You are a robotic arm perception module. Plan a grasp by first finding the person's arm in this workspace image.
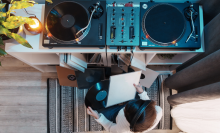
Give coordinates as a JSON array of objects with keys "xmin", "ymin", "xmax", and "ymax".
[
  {"xmin": 87, "ymin": 107, "xmax": 124, "ymax": 133},
  {"xmin": 134, "ymin": 83, "xmax": 150, "ymax": 100},
  {"xmin": 95, "ymin": 113, "xmax": 123, "ymax": 132}
]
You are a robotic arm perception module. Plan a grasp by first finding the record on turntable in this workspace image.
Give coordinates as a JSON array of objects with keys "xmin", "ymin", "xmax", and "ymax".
[
  {"xmin": 142, "ymin": 4, "xmax": 186, "ymax": 46},
  {"xmin": 46, "ymin": 1, "xmax": 90, "ymax": 44},
  {"xmin": 43, "ymin": 0, "xmax": 106, "ymax": 48}
]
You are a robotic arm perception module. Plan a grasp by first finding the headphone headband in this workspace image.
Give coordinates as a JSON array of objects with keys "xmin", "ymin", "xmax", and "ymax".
[{"xmin": 130, "ymin": 100, "xmax": 152, "ymax": 131}]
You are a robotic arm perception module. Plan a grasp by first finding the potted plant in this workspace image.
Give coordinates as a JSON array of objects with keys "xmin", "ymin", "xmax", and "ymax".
[
  {"xmin": 0, "ymin": 0, "xmax": 53, "ymax": 66},
  {"xmin": 0, "ymin": 0, "xmax": 37, "ymax": 45},
  {"xmin": 157, "ymin": 54, "xmax": 177, "ymax": 60}
]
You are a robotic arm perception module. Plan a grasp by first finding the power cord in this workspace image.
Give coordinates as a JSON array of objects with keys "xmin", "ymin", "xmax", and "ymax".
[
  {"xmin": 105, "ymin": 42, "xmax": 108, "ymax": 66},
  {"xmin": 23, "ymin": 8, "xmax": 36, "ymax": 17},
  {"xmin": 129, "ymin": 46, "xmax": 134, "ymax": 66}
]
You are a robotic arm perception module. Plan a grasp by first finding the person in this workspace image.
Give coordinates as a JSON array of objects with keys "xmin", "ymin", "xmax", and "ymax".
[{"xmin": 87, "ymin": 83, "xmax": 163, "ymax": 133}]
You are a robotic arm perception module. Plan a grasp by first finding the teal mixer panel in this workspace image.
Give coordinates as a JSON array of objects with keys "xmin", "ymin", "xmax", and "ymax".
[{"xmin": 106, "ymin": 7, "xmax": 140, "ymax": 46}]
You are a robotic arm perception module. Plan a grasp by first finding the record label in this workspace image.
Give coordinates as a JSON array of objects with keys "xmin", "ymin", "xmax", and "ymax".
[{"xmin": 96, "ymin": 91, "xmax": 107, "ymax": 101}]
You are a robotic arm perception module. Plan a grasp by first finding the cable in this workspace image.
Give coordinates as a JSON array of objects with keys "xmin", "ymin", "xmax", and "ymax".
[
  {"xmin": 129, "ymin": 47, "xmax": 134, "ymax": 66},
  {"xmin": 76, "ymin": 9, "xmax": 95, "ymax": 36},
  {"xmin": 23, "ymin": 8, "xmax": 36, "ymax": 17},
  {"xmin": 105, "ymin": 41, "xmax": 108, "ymax": 66}
]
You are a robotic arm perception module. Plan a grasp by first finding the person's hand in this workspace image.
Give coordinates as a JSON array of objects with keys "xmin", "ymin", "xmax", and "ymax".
[
  {"xmin": 87, "ymin": 106, "xmax": 100, "ymax": 119},
  {"xmin": 133, "ymin": 83, "xmax": 144, "ymax": 94}
]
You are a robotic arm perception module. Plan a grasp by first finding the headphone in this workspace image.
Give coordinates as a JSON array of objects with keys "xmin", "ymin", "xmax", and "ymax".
[{"xmin": 130, "ymin": 100, "xmax": 152, "ymax": 131}]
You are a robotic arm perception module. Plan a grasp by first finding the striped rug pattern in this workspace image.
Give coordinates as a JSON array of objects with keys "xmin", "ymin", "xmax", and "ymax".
[{"xmin": 47, "ymin": 75, "xmax": 171, "ymax": 133}]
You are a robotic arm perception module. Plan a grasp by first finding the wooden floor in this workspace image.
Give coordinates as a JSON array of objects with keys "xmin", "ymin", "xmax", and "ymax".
[
  {"xmin": 0, "ymin": 52, "xmax": 57, "ymax": 133},
  {"xmin": 0, "ymin": 51, "xmax": 180, "ymax": 133}
]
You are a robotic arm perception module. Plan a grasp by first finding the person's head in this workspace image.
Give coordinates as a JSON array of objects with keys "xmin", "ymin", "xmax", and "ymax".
[{"xmin": 124, "ymin": 100, "xmax": 157, "ymax": 132}]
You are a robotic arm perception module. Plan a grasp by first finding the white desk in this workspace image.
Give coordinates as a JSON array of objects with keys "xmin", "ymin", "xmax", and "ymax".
[{"xmin": 5, "ymin": 4, "xmax": 204, "ymax": 72}]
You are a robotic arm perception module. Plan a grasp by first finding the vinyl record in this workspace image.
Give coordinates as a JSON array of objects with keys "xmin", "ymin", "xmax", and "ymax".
[
  {"xmin": 142, "ymin": 4, "xmax": 186, "ymax": 46},
  {"xmin": 75, "ymin": 68, "xmax": 105, "ymax": 89},
  {"xmin": 85, "ymin": 80, "xmax": 110, "ymax": 110},
  {"xmin": 46, "ymin": 1, "xmax": 90, "ymax": 43}
]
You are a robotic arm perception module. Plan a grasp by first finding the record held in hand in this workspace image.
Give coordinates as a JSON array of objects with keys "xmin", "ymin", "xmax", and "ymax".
[
  {"xmin": 85, "ymin": 80, "xmax": 110, "ymax": 110},
  {"xmin": 46, "ymin": 1, "xmax": 90, "ymax": 43}
]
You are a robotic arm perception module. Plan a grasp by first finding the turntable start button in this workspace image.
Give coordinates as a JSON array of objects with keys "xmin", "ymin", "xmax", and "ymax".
[{"xmin": 61, "ymin": 14, "xmax": 75, "ymax": 28}]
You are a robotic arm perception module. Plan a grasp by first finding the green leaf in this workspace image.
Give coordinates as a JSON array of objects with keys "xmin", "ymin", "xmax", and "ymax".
[
  {"xmin": 10, "ymin": 1, "xmax": 34, "ymax": 10},
  {"xmin": 46, "ymin": 0, "xmax": 53, "ymax": 4},
  {"xmin": 0, "ymin": 3, "xmax": 6, "ymax": 10},
  {"xmin": 6, "ymin": 16, "xmax": 35, "ymax": 24},
  {"xmin": 0, "ymin": 12, "xmax": 6, "ymax": 23},
  {"xmin": 0, "ymin": 47, "xmax": 7, "ymax": 56},
  {"xmin": 21, "ymin": 0, "xmax": 37, "ymax": 4},
  {"xmin": 0, "ymin": 17, "xmax": 6, "ymax": 23},
  {"xmin": 9, "ymin": 33, "xmax": 33, "ymax": 48},
  {"xmin": 0, "ymin": 12, "xmax": 6, "ymax": 17},
  {"xmin": 2, "ymin": 16, "xmax": 35, "ymax": 29},
  {"xmin": 0, "ymin": 37, "xmax": 3, "ymax": 45},
  {"xmin": 0, "ymin": 25, "xmax": 11, "ymax": 35}
]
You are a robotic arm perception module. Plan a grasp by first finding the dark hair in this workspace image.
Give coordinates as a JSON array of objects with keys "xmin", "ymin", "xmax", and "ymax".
[{"xmin": 124, "ymin": 100, "xmax": 157, "ymax": 132}]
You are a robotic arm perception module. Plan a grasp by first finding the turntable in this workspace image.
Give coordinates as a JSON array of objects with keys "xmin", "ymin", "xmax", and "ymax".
[
  {"xmin": 42, "ymin": 0, "xmax": 106, "ymax": 48},
  {"xmin": 139, "ymin": 2, "xmax": 201, "ymax": 50}
]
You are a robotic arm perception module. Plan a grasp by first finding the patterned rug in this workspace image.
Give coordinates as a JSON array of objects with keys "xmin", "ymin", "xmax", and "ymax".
[{"xmin": 47, "ymin": 75, "xmax": 172, "ymax": 133}]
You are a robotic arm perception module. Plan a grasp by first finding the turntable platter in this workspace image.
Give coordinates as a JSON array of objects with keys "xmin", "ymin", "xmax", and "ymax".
[
  {"xmin": 142, "ymin": 4, "xmax": 186, "ymax": 46},
  {"xmin": 46, "ymin": 2, "xmax": 89, "ymax": 42}
]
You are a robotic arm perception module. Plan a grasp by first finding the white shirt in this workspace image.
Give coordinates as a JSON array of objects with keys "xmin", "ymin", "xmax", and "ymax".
[{"xmin": 95, "ymin": 91, "xmax": 163, "ymax": 133}]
